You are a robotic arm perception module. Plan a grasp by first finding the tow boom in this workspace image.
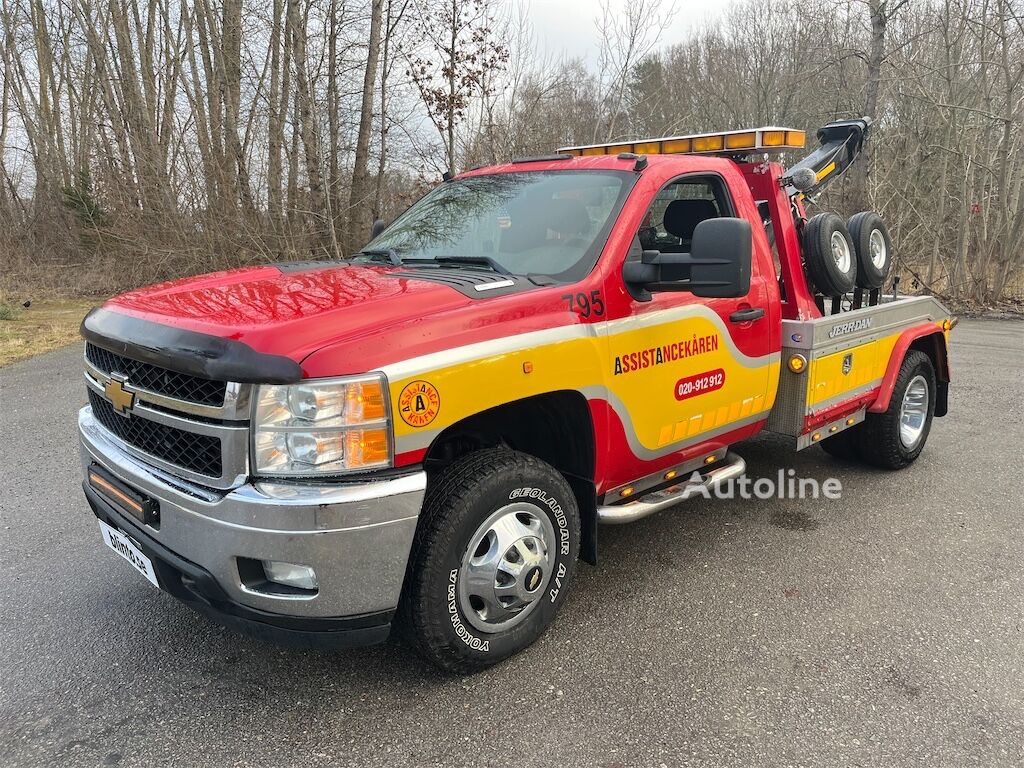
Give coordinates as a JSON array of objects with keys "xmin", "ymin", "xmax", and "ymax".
[{"xmin": 781, "ymin": 117, "xmax": 872, "ymax": 198}]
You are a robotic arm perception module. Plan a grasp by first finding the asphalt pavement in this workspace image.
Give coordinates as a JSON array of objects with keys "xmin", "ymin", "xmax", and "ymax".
[{"xmin": 1, "ymin": 319, "xmax": 1022, "ymax": 767}]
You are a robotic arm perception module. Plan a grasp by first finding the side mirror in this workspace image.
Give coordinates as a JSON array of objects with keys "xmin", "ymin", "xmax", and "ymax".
[
  {"xmin": 370, "ymin": 218, "xmax": 387, "ymax": 239},
  {"xmin": 622, "ymin": 217, "xmax": 752, "ymax": 301}
]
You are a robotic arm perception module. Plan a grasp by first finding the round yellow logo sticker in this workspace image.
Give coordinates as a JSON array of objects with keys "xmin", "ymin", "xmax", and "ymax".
[{"xmin": 398, "ymin": 380, "xmax": 440, "ymax": 427}]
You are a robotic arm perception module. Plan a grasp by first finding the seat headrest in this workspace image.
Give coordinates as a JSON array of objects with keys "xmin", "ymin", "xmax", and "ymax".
[{"xmin": 664, "ymin": 199, "xmax": 719, "ymax": 241}]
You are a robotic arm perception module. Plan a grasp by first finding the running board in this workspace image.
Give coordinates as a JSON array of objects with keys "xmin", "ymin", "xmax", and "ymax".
[{"xmin": 597, "ymin": 452, "xmax": 747, "ymax": 525}]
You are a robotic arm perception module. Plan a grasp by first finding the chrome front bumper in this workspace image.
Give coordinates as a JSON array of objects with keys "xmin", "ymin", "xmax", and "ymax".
[{"xmin": 79, "ymin": 407, "xmax": 425, "ymax": 623}]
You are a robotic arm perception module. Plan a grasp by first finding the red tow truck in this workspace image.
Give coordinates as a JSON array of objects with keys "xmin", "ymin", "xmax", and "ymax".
[{"xmin": 79, "ymin": 118, "xmax": 954, "ymax": 671}]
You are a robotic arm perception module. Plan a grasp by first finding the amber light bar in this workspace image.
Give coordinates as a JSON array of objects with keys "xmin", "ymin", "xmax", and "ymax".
[
  {"xmin": 88, "ymin": 463, "xmax": 160, "ymax": 525},
  {"xmin": 558, "ymin": 127, "xmax": 806, "ymax": 157}
]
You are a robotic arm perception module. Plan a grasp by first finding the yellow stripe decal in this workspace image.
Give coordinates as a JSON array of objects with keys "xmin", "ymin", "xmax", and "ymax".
[
  {"xmin": 384, "ymin": 305, "xmax": 780, "ymax": 459},
  {"xmin": 815, "ymin": 161, "xmax": 836, "ymax": 181}
]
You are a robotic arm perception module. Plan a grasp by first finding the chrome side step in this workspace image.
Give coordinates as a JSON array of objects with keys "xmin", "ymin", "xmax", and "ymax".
[{"xmin": 597, "ymin": 452, "xmax": 746, "ymax": 525}]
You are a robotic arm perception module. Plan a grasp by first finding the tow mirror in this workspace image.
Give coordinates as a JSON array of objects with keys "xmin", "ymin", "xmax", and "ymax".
[
  {"xmin": 370, "ymin": 218, "xmax": 387, "ymax": 239},
  {"xmin": 622, "ymin": 217, "xmax": 752, "ymax": 301}
]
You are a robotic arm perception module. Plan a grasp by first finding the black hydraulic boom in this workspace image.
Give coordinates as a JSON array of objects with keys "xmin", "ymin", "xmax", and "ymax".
[{"xmin": 782, "ymin": 117, "xmax": 872, "ymax": 198}]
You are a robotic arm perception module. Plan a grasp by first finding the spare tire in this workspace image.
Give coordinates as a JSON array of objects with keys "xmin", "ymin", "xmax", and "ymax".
[
  {"xmin": 848, "ymin": 211, "xmax": 893, "ymax": 289},
  {"xmin": 802, "ymin": 213, "xmax": 857, "ymax": 296}
]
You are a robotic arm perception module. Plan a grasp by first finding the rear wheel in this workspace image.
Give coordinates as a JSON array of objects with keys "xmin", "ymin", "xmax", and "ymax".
[
  {"xmin": 848, "ymin": 211, "xmax": 893, "ymax": 289},
  {"xmin": 802, "ymin": 213, "xmax": 858, "ymax": 296},
  {"xmin": 856, "ymin": 351, "xmax": 935, "ymax": 469},
  {"xmin": 398, "ymin": 448, "xmax": 580, "ymax": 673}
]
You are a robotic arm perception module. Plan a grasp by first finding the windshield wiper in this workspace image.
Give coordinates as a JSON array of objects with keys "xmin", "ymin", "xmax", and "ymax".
[
  {"xmin": 351, "ymin": 248, "xmax": 402, "ymax": 266},
  {"xmin": 402, "ymin": 255, "xmax": 512, "ymax": 275}
]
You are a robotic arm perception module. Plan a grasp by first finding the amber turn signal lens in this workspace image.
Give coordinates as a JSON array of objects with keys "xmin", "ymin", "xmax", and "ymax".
[
  {"xmin": 344, "ymin": 428, "xmax": 389, "ymax": 468},
  {"xmin": 788, "ymin": 354, "xmax": 807, "ymax": 373},
  {"xmin": 345, "ymin": 380, "xmax": 386, "ymax": 423}
]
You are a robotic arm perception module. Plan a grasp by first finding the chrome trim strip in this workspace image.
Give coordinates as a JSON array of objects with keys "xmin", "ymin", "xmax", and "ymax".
[
  {"xmin": 473, "ymin": 279, "xmax": 516, "ymax": 291},
  {"xmin": 245, "ymin": 471, "xmax": 426, "ymax": 507},
  {"xmin": 597, "ymin": 452, "xmax": 746, "ymax": 524}
]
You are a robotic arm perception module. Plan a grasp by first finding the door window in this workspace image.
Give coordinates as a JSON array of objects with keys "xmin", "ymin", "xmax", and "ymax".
[{"xmin": 636, "ymin": 176, "xmax": 732, "ymax": 255}]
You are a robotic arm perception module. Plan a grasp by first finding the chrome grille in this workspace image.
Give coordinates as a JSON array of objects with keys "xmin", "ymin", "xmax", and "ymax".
[
  {"xmin": 88, "ymin": 389, "xmax": 223, "ymax": 477},
  {"xmin": 86, "ymin": 343, "xmax": 226, "ymax": 406},
  {"xmin": 84, "ymin": 345, "xmax": 251, "ymax": 489}
]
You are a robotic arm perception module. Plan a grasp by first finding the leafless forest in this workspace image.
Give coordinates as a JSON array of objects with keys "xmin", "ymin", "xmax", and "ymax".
[{"xmin": 1, "ymin": 0, "xmax": 1022, "ymax": 304}]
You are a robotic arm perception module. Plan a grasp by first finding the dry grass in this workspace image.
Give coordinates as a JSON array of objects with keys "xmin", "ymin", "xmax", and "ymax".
[{"xmin": 0, "ymin": 297, "xmax": 104, "ymax": 367}]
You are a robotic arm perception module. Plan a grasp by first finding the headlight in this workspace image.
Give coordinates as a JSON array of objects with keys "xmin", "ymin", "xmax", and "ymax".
[{"xmin": 252, "ymin": 374, "xmax": 392, "ymax": 476}]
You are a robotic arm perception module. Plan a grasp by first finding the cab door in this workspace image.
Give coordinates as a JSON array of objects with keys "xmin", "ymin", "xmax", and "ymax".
[{"xmin": 601, "ymin": 173, "xmax": 778, "ymax": 482}]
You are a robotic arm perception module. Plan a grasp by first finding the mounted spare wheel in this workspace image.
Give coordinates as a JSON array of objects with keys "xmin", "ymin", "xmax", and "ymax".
[
  {"xmin": 802, "ymin": 213, "xmax": 857, "ymax": 296},
  {"xmin": 848, "ymin": 211, "xmax": 893, "ymax": 289}
]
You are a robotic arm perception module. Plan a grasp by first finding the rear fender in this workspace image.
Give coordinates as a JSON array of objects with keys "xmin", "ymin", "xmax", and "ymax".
[{"xmin": 869, "ymin": 324, "xmax": 950, "ymax": 415}]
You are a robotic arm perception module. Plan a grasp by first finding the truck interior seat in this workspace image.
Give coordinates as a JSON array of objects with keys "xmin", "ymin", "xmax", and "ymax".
[{"xmin": 663, "ymin": 199, "xmax": 719, "ymax": 251}]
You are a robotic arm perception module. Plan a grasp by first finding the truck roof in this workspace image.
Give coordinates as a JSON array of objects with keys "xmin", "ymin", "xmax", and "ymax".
[{"xmin": 457, "ymin": 152, "xmax": 745, "ymax": 178}]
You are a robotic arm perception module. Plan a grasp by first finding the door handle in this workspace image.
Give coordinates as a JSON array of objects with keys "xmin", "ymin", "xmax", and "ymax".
[{"xmin": 729, "ymin": 307, "xmax": 765, "ymax": 323}]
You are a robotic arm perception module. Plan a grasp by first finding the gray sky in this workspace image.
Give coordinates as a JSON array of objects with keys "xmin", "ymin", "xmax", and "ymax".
[{"xmin": 528, "ymin": 0, "xmax": 721, "ymax": 63}]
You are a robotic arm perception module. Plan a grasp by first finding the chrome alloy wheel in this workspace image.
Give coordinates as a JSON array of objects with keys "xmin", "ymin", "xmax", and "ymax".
[
  {"xmin": 869, "ymin": 228, "xmax": 887, "ymax": 269},
  {"xmin": 458, "ymin": 503, "xmax": 556, "ymax": 634},
  {"xmin": 830, "ymin": 230, "xmax": 852, "ymax": 273},
  {"xmin": 899, "ymin": 374, "xmax": 929, "ymax": 448}
]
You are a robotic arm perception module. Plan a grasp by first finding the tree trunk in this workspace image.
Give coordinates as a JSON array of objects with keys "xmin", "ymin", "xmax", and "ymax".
[
  {"xmin": 267, "ymin": 0, "xmax": 285, "ymax": 249},
  {"xmin": 347, "ymin": 0, "xmax": 384, "ymax": 253}
]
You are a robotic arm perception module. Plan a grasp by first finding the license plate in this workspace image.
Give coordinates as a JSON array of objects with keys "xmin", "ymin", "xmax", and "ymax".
[{"xmin": 98, "ymin": 520, "xmax": 159, "ymax": 588}]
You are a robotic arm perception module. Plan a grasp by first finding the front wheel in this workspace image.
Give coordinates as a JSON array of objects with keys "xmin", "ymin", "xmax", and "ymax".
[
  {"xmin": 857, "ymin": 351, "xmax": 936, "ymax": 469},
  {"xmin": 398, "ymin": 448, "xmax": 581, "ymax": 673}
]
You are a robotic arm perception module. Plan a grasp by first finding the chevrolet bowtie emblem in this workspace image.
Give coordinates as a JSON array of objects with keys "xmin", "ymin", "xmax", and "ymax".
[{"xmin": 104, "ymin": 376, "xmax": 136, "ymax": 416}]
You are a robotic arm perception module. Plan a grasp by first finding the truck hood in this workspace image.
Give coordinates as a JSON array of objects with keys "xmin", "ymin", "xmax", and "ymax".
[{"xmin": 105, "ymin": 263, "xmax": 475, "ymax": 364}]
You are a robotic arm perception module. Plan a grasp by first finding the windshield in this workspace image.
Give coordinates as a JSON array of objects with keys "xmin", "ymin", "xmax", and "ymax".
[{"xmin": 358, "ymin": 171, "xmax": 634, "ymax": 282}]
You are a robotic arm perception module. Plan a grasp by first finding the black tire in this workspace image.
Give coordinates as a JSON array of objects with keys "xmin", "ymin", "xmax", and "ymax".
[
  {"xmin": 802, "ymin": 213, "xmax": 858, "ymax": 296},
  {"xmin": 848, "ymin": 211, "xmax": 893, "ymax": 289},
  {"xmin": 398, "ymin": 448, "xmax": 581, "ymax": 673},
  {"xmin": 856, "ymin": 351, "xmax": 936, "ymax": 469},
  {"xmin": 820, "ymin": 427, "xmax": 862, "ymax": 461}
]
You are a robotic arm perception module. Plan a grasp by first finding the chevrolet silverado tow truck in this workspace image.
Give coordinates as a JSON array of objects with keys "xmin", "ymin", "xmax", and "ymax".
[{"xmin": 79, "ymin": 118, "xmax": 954, "ymax": 672}]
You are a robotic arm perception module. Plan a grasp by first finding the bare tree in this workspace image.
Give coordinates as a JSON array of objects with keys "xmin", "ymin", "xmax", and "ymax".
[
  {"xmin": 406, "ymin": 0, "xmax": 509, "ymax": 175},
  {"xmin": 0, "ymin": 0, "xmax": 1020, "ymax": 305},
  {"xmin": 593, "ymin": 0, "xmax": 675, "ymax": 141}
]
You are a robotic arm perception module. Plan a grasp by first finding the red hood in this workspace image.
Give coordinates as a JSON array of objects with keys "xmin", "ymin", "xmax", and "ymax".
[{"xmin": 106, "ymin": 264, "xmax": 474, "ymax": 363}]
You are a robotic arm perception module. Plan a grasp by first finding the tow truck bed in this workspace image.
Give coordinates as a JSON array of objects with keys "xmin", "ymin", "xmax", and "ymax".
[{"xmin": 768, "ymin": 295, "xmax": 951, "ymax": 447}]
